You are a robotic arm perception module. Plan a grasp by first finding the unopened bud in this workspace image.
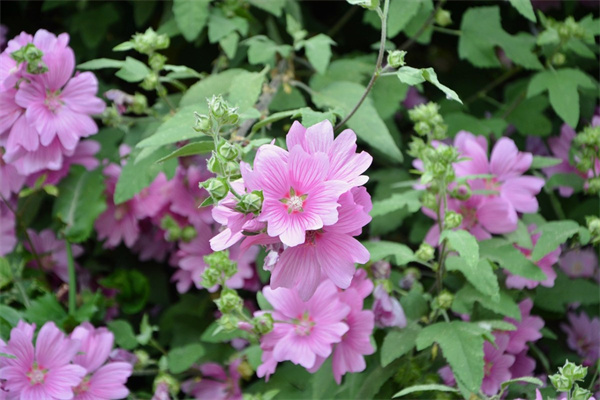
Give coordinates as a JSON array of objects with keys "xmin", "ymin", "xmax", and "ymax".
[
  {"xmin": 132, "ymin": 28, "xmax": 170, "ymax": 55},
  {"xmin": 149, "ymin": 53, "xmax": 167, "ymax": 71},
  {"xmin": 218, "ymin": 313, "xmax": 239, "ymax": 331},
  {"xmin": 444, "ymin": 211, "xmax": 462, "ymax": 229},
  {"xmin": 215, "ymin": 289, "xmax": 243, "ymax": 314},
  {"xmin": 131, "ymin": 92, "xmax": 148, "ymax": 114},
  {"xmin": 218, "ymin": 141, "xmax": 240, "ymax": 161},
  {"xmin": 435, "ymin": 290, "xmax": 454, "ymax": 310},
  {"xmin": 550, "ymin": 373, "xmax": 572, "ymax": 392},
  {"xmin": 435, "ymin": 9, "xmax": 452, "ymax": 27},
  {"xmin": 451, "ymin": 183, "xmax": 471, "ymax": 201},
  {"xmin": 201, "ymin": 267, "xmax": 221, "ymax": 289},
  {"xmin": 235, "ymin": 191, "xmax": 263, "ymax": 214},
  {"xmin": 209, "ymin": 95, "xmax": 229, "ymax": 118},
  {"xmin": 571, "ymin": 384, "xmax": 593, "ymax": 400},
  {"xmin": 181, "ymin": 226, "xmax": 197, "ymax": 242},
  {"xmin": 202, "ymin": 177, "xmax": 229, "ymax": 201},
  {"xmin": 140, "ymin": 72, "xmax": 158, "ymax": 90},
  {"xmin": 416, "ymin": 243, "xmax": 435, "ymax": 262},
  {"xmin": 252, "ymin": 313, "xmax": 274, "ymax": 335},
  {"xmin": 134, "ymin": 350, "xmax": 151, "ymax": 369},
  {"xmin": 587, "ymin": 177, "xmax": 600, "ymax": 194},
  {"xmin": 552, "ymin": 52, "xmax": 566, "ymax": 66},
  {"xmin": 153, "ymin": 374, "xmax": 179, "ymax": 396},
  {"xmin": 421, "ymin": 191, "xmax": 438, "ymax": 210},
  {"xmin": 387, "ymin": 50, "xmax": 407, "ymax": 68},
  {"xmin": 194, "ymin": 113, "xmax": 212, "ymax": 133}
]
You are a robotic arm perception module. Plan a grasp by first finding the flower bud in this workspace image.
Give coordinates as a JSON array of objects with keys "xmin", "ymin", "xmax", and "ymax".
[
  {"xmin": 134, "ymin": 350, "xmax": 151, "ymax": 369},
  {"xmin": 237, "ymin": 321, "xmax": 253, "ymax": 332},
  {"xmin": 550, "ymin": 373, "xmax": 572, "ymax": 392},
  {"xmin": 586, "ymin": 216, "xmax": 600, "ymax": 244},
  {"xmin": 450, "ymin": 183, "xmax": 471, "ymax": 201},
  {"xmin": 587, "ymin": 177, "xmax": 600, "ymax": 194},
  {"xmin": 149, "ymin": 53, "xmax": 167, "ymax": 71},
  {"xmin": 153, "ymin": 374, "xmax": 179, "ymax": 397},
  {"xmin": 571, "ymin": 384, "xmax": 593, "ymax": 400},
  {"xmin": 140, "ymin": 72, "xmax": 158, "ymax": 91},
  {"xmin": 204, "ymin": 250, "xmax": 238, "ymax": 280},
  {"xmin": 218, "ymin": 314, "xmax": 239, "ymax": 331},
  {"xmin": 252, "ymin": 313, "xmax": 274, "ymax": 335},
  {"xmin": 552, "ymin": 52, "xmax": 566, "ymax": 66},
  {"xmin": 132, "ymin": 28, "xmax": 170, "ymax": 55},
  {"xmin": 181, "ymin": 226, "xmax": 197, "ymax": 242},
  {"xmin": 202, "ymin": 177, "xmax": 229, "ymax": 201},
  {"xmin": 399, "ymin": 268, "xmax": 421, "ymax": 290},
  {"xmin": 421, "ymin": 191, "xmax": 438, "ymax": 210},
  {"xmin": 235, "ymin": 191, "xmax": 263, "ymax": 214},
  {"xmin": 435, "ymin": 9, "xmax": 452, "ymax": 27},
  {"xmin": 215, "ymin": 289, "xmax": 243, "ymax": 314},
  {"xmin": 435, "ymin": 290, "xmax": 454, "ymax": 310},
  {"xmin": 193, "ymin": 112, "xmax": 212, "ymax": 134},
  {"xmin": 209, "ymin": 95, "xmax": 229, "ymax": 118},
  {"xmin": 444, "ymin": 211, "xmax": 462, "ymax": 229},
  {"xmin": 130, "ymin": 92, "xmax": 148, "ymax": 114},
  {"xmin": 218, "ymin": 141, "xmax": 241, "ymax": 161},
  {"xmin": 416, "ymin": 243, "xmax": 435, "ymax": 262},
  {"xmin": 237, "ymin": 360, "xmax": 254, "ymax": 380},
  {"xmin": 371, "ymin": 260, "xmax": 391, "ymax": 280},
  {"xmin": 387, "ymin": 50, "xmax": 407, "ymax": 68},
  {"xmin": 201, "ymin": 267, "xmax": 221, "ymax": 289},
  {"xmin": 225, "ymin": 107, "xmax": 240, "ymax": 125}
]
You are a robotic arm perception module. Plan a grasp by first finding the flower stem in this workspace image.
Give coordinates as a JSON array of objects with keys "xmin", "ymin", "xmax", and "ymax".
[
  {"xmin": 334, "ymin": 0, "xmax": 390, "ymax": 131},
  {"xmin": 66, "ymin": 240, "xmax": 77, "ymax": 315}
]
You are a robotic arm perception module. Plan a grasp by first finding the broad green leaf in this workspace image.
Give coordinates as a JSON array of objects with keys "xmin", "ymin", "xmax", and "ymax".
[
  {"xmin": 371, "ymin": 76, "xmax": 409, "ymax": 120},
  {"xmin": 535, "ymin": 271, "xmax": 600, "ymax": 312},
  {"xmin": 311, "ymin": 81, "xmax": 403, "ymax": 162},
  {"xmin": 101, "ymin": 269, "xmax": 150, "ymax": 314},
  {"xmin": 445, "ymin": 113, "xmax": 507, "ymax": 138},
  {"xmin": 294, "ymin": 108, "xmax": 340, "ymax": 127},
  {"xmin": 459, "ymin": 6, "xmax": 542, "ymax": 69},
  {"xmin": 220, "ymin": 32, "xmax": 239, "ymax": 59},
  {"xmin": 248, "ymin": 0, "xmax": 286, "ymax": 16},
  {"xmin": 531, "ymin": 221, "xmax": 580, "ymax": 262},
  {"xmin": 416, "ymin": 321, "xmax": 486, "ymax": 396},
  {"xmin": 310, "ymin": 58, "xmax": 373, "ymax": 91},
  {"xmin": 115, "ymin": 56, "xmax": 150, "ymax": 83},
  {"xmin": 180, "ymin": 69, "xmax": 245, "ymax": 107},
  {"xmin": 530, "ymin": 156, "xmax": 562, "ymax": 169},
  {"xmin": 245, "ymin": 36, "xmax": 291, "ymax": 66},
  {"xmin": 545, "ymin": 173, "xmax": 585, "ymax": 193},
  {"xmin": 257, "ymin": 292, "xmax": 273, "ymax": 311},
  {"xmin": 114, "ymin": 146, "xmax": 177, "ymax": 203},
  {"xmin": 445, "ymin": 257, "xmax": 499, "ymax": 299},
  {"xmin": 453, "ymin": 284, "xmax": 520, "ymax": 319},
  {"xmin": 381, "ymin": 322, "xmax": 422, "ymax": 367},
  {"xmin": 167, "ymin": 343, "xmax": 205, "ymax": 374},
  {"xmin": 508, "ymin": 0, "xmax": 536, "ymax": 22},
  {"xmin": 362, "ymin": 241, "xmax": 415, "ymax": 265},
  {"xmin": 527, "ymin": 69, "xmax": 596, "ymax": 127},
  {"xmin": 479, "ymin": 239, "xmax": 547, "ymax": 281},
  {"xmin": 440, "ymin": 230, "xmax": 479, "ymax": 269},
  {"xmin": 501, "ymin": 376, "xmax": 543, "ymax": 392},
  {"xmin": 304, "ymin": 34, "xmax": 335, "ymax": 75},
  {"xmin": 0, "ymin": 305, "xmax": 22, "ymax": 327},
  {"xmin": 107, "ymin": 320, "xmax": 139, "ymax": 350},
  {"xmin": 24, "ymin": 293, "xmax": 67, "ymax": 326},
  {"xmin": 201, "ymin": 321, "xmax": 250, "ymax": 343},
  {"xmin": 505, "ymin": 94, "xmax": 552, "ymax": 137},
  {"xmin": 208, "ymin": 12, "xmax": 248, "ymax": 43},
  {"xmin": 228, "ymin": 70, "xmax": 267, "ymax": 113},
  {"xmin": 388, "ymin": 0, "xmax": 423, "ymax": 38},
  {"xmin": 370, "ymin": 190, "xmax": 421, "ymax": 218},
  {"xmin": 173, "ymin": 0, "xmax": 211, "ymax": 42},
  {"xmin": 77, "ymin": 58, "xmax": 124, "ymax": 70},
  {"xmin": 396, "ymin": 67, "xmax": 462, "ymax": 103},
  {"xmin": 269, "ymin": 86, "xmax": 307, "ymax": 112},
  {"xmin": 393, "ymin": 384, "xmax": 459, "ymax": 398},
  {"xmin": 53, "ymin": 166, "xmax": 106, "ymax": 243},
  {"xmin": 400, "ymin": 286, "xmax": 429, "ymax": 320},
  {"xmin": 504, "ymin": 220, "xmax": 533, "ymax": 249},
  {"xmin": 155, "ymin": 141, "xmax": 213, "ymax": 164}
]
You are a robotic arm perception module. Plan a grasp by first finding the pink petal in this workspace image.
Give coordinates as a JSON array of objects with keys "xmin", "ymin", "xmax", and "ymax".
[
  {"xmin": 304, "ymin": 120, "xmax": 334, "ymax": 154},
  {"xmin": 476, "ymin": 197, "xmax": 517, "ymax": 234},
  {"xmin": 285, "ymin": 120, "xmax": 307, "ymax": 151},
  {"xmin": 61, "ymin": 72, "xmax": 105, "ymax": 115},
  {"xmin": 501, "ymin": 176, "xmax": 545, "ymax": 213},
  {"xmin": 316, "ymin": 232, "xmax": 367, "ymax": 289}
]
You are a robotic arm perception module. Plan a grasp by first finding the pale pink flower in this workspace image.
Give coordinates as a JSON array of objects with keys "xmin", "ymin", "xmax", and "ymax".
[
  {"xmin": 0, "ymin": 199, "xmax": 16, "ymax": 256},
  {"xmin": 243, "ymin": 143, "xmax": 348, "ymax": 247},
  {"xmin": 438, "ymin": 365, "xmax": 456, "ymax": 387},
  {"xmin": 257, "ymin": 280, "xmax": 350, "ymax": 378},
  {"xmin": 131, "ymin": 226, "xmax": 174, "ymax": 263},
  {"xmin": 167, "ymin": 164, "xmax": 213, "ymax": 227},
  {"xmin": 104, "ymin": 90, "xmax": 134, "ymax": 114},
  {"xmin": 0, "ymin": 321, "xmax": 86, "ymax": 399},
  {"xmin": 181, "ymin": 360, "xmax": 242, "ymax": 400},
  {"xmin": 372, "ymin": 284, "xmax": 407, "ymax": 329},
  {"xmin": 504, "ymin": 298, "xmax": 544, "ymax": 354},
  {"xmin": 25, "ymin": 228, "xmax": 83, "ymax": 282},
  {"xmin": 481, "ymin": 333, "xmax": 515, "ymax": 396},
  {"xmin": 559, "ymin": 248, "xmax": 598, "ymax": 279},
  {"xmin": 285, "ymin": 120, "xmax": 372, "ymax": 186},
  {"xmin": 505, "ymin": 225, "xmax": 561, "ymax": 289},
  {"xmin": 151, "ymin": 382, "xmax": 171, "ymax": 400},
  {"xmin": 0, "ymin": 31, "xmax": 33, "ymax": 91},
  {"xmin": 0, "ymin": 148, "xmax": 25, "ymax": 198},
  {"xmin": 561, "ymin": 311, "xmax": 600, "ymax": 366},
  {"xmin": 70, "ymin": 323, "xmax": 132, "ymax": 400}
]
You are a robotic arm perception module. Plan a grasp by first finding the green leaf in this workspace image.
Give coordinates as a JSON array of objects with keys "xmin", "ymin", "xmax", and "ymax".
[
  {"xmin": 0, "ymin": 259, "xmax": 12, "ymax": 289},
  {"xmin": 531, "ymin": 221, "xmax": 580, "ymax": 262},
  {"xmin": 208, "ymin": 12, "xmax": 248, "ymax": 43},
  {"xmin": 396, "ymin": 67, "xmax": 462, "ymax": 103},
  {"xmin": 453, "ymin": 284, "xmax": 521, "ymax": 319},
  {"xmin": 362, "ymin": 241, "xmax": 415, "ymax": 265},
  {"xmin": 527, "ymin": 69, "xmax": 596, "ymax": 127},
  {"xmin": 440, "ymin": 230, "xmax": 479, "ymax": 269},
  {"xmin": 535, "ymin": 271, "xmax": 600, "ymax": 312},
  {"xmin": 220, "ymin": 32, "xmax": 239, "ymax": 59},
  {"xmin": 370, "ymin": 190, "xmax": 421, "ymax": 218},
  {"xmin": 304, "ymin": 34, "xmax": 335, "ymax": 75},
  {"xmin": 530, "ymin": 156, "xmax": 562, "ymax": 169},
  {"xmin": 381, "ymin": 322, "xmax": 422, "ymax": 367},
  {"xmin": 101, "ymin": 269, "xmax": 150, "ymax": 314},
  {"xmin": 311, "ymin": 81, "xmax": 403, "ymax": 162},
  {"xmin": 112, "ymin": 41, "xmax": 135, "ymax": 51},
  {"xmin": 257, "ymin": 292, "xmax": 273, "ymax": 311},
  {"xmin": 387, "ymin": 0, "xmax": 423, "ymax": 38},
  {"xmin": 501, "ymin": 376, "xmax": 543, "ymax": 392},
  {"xmin": 0, "ymin": 305, "xmax": 22, "ymax": 327},
  {"xmin": 393, "ymin": 384, "xmax": 459, "ymax": 398},
  {"xmin": 172, "ymin": 0, "xmax": 211, "ymax": 42},
  {"xmin": 24, "ymin": 293, "xmax": 67, "ymax": 326},
  {"xmin": 248, "ymin": 0, "xmax": 286, "ymax": 16},
  {"xmin": 445, "ymin": 113, "xmax": 507, "ymax": 138},
  {"xmin": 479, "ymin": 239, "xmax": 547, "ymax": 281},
  {"xmin": 476, "ymin": 320, "xmax": 516, "ymax": 332},
  {"xmin": 504, "ymin": 220, "xmax": 533, "ymax": 249},
  {"xmin": 114, "ymin": 146, "xmax": 177, "ymax": 203},
  {"xmin": 107, "ymin": 320, "xmax": 139, "ymax": 350},
  {"xmin": 245, "ymin": 36, "xmax": 291, "ymax": 66},
  {"xmin": 459, "ymin": 6, "xmax": 542, "ymax": 69},
  {"xmin": 53, "ymin": 167, "xmax": 106, "ymax": 243},
  {"xmin": 242, "ymin": 345, "xmax": 263, "ymax": 370},
  {"xmin": 155, "ymin": 141, "xmax": 213, "ymax": 164},
  {"xmin": 371, "ymin": 76, "xmax": 409, "ymax": 120},
  {"xmin": 77, "ymin": 58, "xmax": 124, "ymax": 70},
  {"xmin": 228, "ymin": 70, "xmax": 267, "ymax": 114},
  {"xmin": 505, "ymin": 94, "xmax": 552, "ymax": 137},
  {"xmin": 508, "ymin": 0, "xmax": 536, "ymax": 22},
  {"xmin": 200, "ymin": 321, "xmax": 250, "ymax": 343},
  {"xmin": 115, "ymin": 57, "xmax": 150, "ymax": 83},
  {"xmin": 545, "ymin": 173, "xmax": 585, "ymax": 193},
  {"xmin": 168, "ymin": 343, "xmax": 205, "ymax": 374},
  {"xmin": 294, "ymin": 108, "xmax": 340, "ymax": 127},
  {"xmin": 401, "ymin": 286, "xmax": 429, "ymax": 320},
  {"xmin": 180, "ymin": 69, "xmax": 244, "ymax": 107},
  {"xmin": 445, "ymin": 257, "xmax": 499, "ymax": 299},
  {"xmin": 416, "ymin": 321, "xmax": 486, "ymax": 396}
]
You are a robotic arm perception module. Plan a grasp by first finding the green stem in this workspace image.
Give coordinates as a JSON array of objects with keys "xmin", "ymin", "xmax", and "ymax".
[
  {"xmin": 432, "ymin": 26, "xmax": 462, "ymax": 36},
  {"xmin": 66, "ymin": 240, "xmax": 77, "ymax": 315}
]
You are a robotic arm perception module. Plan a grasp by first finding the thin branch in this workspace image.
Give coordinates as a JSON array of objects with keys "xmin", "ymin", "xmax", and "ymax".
[
  {"xmin": 465, "ymin": 67, "xmax": 521, "ymax": 105},
  {"xmin": 334, "ymin": 0, "xmax": 390, "ymax": 131},
  {"xmin": 399, "ymin": 0, "xmax": 446, "ymax": 51}
]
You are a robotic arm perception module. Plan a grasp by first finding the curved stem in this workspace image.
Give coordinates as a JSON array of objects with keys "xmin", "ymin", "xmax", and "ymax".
[
  {"xmin": 66, "ymin": 240, "xmax": 77, "ymax": 315},
  {"xmin": 334, "ymin": 0, "xmax": 390, "ymax": 131}
]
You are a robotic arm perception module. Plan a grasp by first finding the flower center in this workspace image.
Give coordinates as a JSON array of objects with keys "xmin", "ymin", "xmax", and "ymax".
[
  {"xmin": 73, "ymin": 376, "xmax": 91, "ymax": 395},
  {"xmin": 484, "ymin": 361, "xmax": 493, "ymax": 376},
  {"xmin": 294, "ymin": 312, "xmax": 315, "ymax": 336},
  {"xmin": 44, "ymin": 89, "xmax": 63, "ymax": 113},
  {"xmin": 280, "ymin": 187, "xmax": 308, "ymax": 214},
  {"xmin": 484, "ymin": 178, "xmax": 501, "ymax": 194},
  {"xmin": 27, "ymin": 365, "xmax": 47, "ymax": 385},
  {"xmin": 458, "ymin": 205, "xmax": 477, "ymax": 229}
]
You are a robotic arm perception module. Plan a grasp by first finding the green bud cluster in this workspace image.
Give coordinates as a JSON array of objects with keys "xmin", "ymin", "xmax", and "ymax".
[
  {"xmin": 153, "ymin": 374, "xmax": 180, "ymax": 397},
  {"xmin": 208, "ymin": 95, "xmax": 240, "ymax": 125},
  {"xmin": 252, "ymin": 313, "xmax": 274, "ymax": 335},
  {"xmin": 553, "ymin": 17, "xmax": 587, "ymax": 41},
  {"xmin": 11, "ymin": 43, "xmax": 48, "ymax": 74},
  {"xmin": 549, "ymin": 360, "xmax": 591, "ymax": 399},
  {"xmin": 572, "ymin": 125, "xmax": 600, "ymax": 194},
  {"xmin": 131, "ymin": 93, "xmax": 148, "ymax": 115},
  {"xmin": 235, "ymin": 191, "xmax": 263, "ymax": 214},
  {"xmin": 444, "ymin": 211, "xmax": 462, "ymax": 229},
  {"xmin": 586, "ymin": 216, "xmax": 600, "ymax": 245},
  {"xmin": 140, "ymin": 72, "xmax": 159, "ymax": 91},
  {"xmin": 132, "ymin": 28, "xmax": 170, "ymax": 55},
  {"xmin": 434, "ymin": 290, "xmax": 454, "ymax": 310},
  {"xmin": 416, "ymin": 243, "xmax": 435, "ymax": 262},
  {"xmin": 386, "ymin": 50, "xmax": 407, "ymax": 68},
  {"xmin": 215, "ymin": 289, "xmax": 244, "ymax": 314},
  {"xmin": 450, "ymin": 183, "xmax": 471, "ymax": 201},
  {"xmin": 418, "ymin": 144, "xmax": 459, "ymax": 187},
  {"xmin": 201, "ymin": 250, "xmax": 238, "ymax": 288},
  {"xmin": 408, "ymin": 102, "xmax": 448, "ymax": 141},
  {"xmin": 102, "ymin": 106, "xmax": 123, "ymax": 127},
  {"xmin": 160, "ymin": 215, "xmax": 197, "ymax": 242},
  {"xmin": 201, "ymin": 177, "xmax": 229, "ymax": 202}
]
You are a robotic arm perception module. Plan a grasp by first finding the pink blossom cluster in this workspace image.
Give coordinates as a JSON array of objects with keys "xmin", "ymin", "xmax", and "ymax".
[
  {"xmin": 0, "ymin": 320, "xmax": 133, "ymax": 399},
  {"xmin": 256, "ymin": 270, "xmax": 375, "ymax": 384},
  {"xmin": 561, "ymin": 310, "xmax": 600, "ymax": 366},
  {"xmin": 94, "ymin": 147, "xmax": 258, "ymax": 294},
  {"xmin": 439, "ymin": 299, "xmax": 544, "ymax": 396},
  {"xmin": 422, "ymin": 131, "xmax": 545, "ymax": 244},
  {"xmin": 180, "ymin": 360, "xmax": 242, "ymax": 400},
  {"xmin": 210, "ymin": 120, "xmax": 373, "ymax": 301}
]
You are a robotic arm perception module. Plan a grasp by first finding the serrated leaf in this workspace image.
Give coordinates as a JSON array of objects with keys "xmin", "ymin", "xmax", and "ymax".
[
  {"xmin": 381, "ymin": 322, "xmax": 421, "ymax": 367},
  {"xmin": 393, "ymin": 384, "xmax": 459, "ymax": 398},
  {"xmin": 370, "ymin": 190, "xmax": 421, "ymax": 218},
  {"xmin": 24, "ymin": 293, "xmax": 67, "ymax": 326},
  {"xmin": 304, "ymin": 34, "xmax": 335, "ymax": 75},
  {"xmin": 531, "ymin": 221, "xmax": 580, "ymax": 262},
  {"xmin": 362, "ymin": 241, "xmax": 415, "ymax": 265},
  {"xmin": 173, "ymin": 0, "xmax": 211, "ymax": 42},
  {"xmin": 53, "ymin": 166, "xmax": 106, "ymax": 243},
  {"xmin": 115, "ymin": 57, "xmax": 150, "ymax": 83},
  {"xmin": 416, "ymin": 321, "xmax": 486, "ymax": 396},
  {"xmin": 208, "ymin": 12, "xmax": 248, "ymax": 43},
  {"xmin": 77, "ymin": 58, "xmax": 124, "ymax": 70},
  {"xmin": 180, "ymin": 69, "xmax": 245, "ymax": 107},
  {"xmin": 535, "ymin": 271, "xmax": 600, "ymax": 312},
  {"xmin": 452, "ymin": 284, "xmax": 520, "ymax": 319},
  {"xmin": 168, "ymin": 343, "xmax": 205, "ymax": 374},
  {"xmin": 155, "ymin": 141, "xmax": 213, "ymax": 164},
  {"xmin": 479, "ymin": 239, "xmax": 547, "ymax": 281},
  {"xmin": 229, "ymin": 70, "xmax": 266, "ymax": 114},
  {"xmin": 107, "ymin": 320, "xmax": 139, "ymax": 350},
  {"xmin": 440, "ymin": 230, "xmax": 479, "ymax": 269},
  {"xmin": 445, "ymin": 257, "xmax": 499, "ymax": 299},
  {"xmin": 508, "ymin": 0, "xmax": 536, "ymax": 22}
]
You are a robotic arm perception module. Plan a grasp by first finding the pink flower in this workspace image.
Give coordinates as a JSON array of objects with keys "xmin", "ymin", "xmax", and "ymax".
[
  {"xmin": 505, "ymin": 225, "xmax": 561, "ymax": 289},
  {"xmin": 285, "ymin": 120, "xmax": 372, "ymax": 186},
  {"xmin": 454, "ymin": 131, "xmax": 545, "ymax": 215},
  {"xmin": 151, "ymin": 382, "xmax": 171, "ymax": 400},
  {"xmin": 256, "ymin": 280, "xmax": 350, "ymax": 378},
  {"xmin": 0, "ymin": 148, "xmax": 25, "ymax": 198},
  {"xmin": 372, "ymin": 284, "xmax": 407, "ymax": 329},
  {"xmin": 509, "ymin": 350, "xmax": 536, "ymax": 379},
  {"xmin": 167, "ymin": 164, "xmax": 213, "ymax": 227},
  {"xmin": 561, "ymin": 311, "xmax": 600, "ymax": 366},
  {"xmin": 438, "ymin": 365, "xmax": 456, "ymax": 387},
  {"xmin": 559, "ymin": 248, "xmax": 598, "ymax": 279},
  {"xmin": 268, "ymin": 186, "xmax": 371, "ymax": 300},
  {"xmin": 25, "ymin": 228, "xmax": 83, "ymax": 282},
  {"xmin": 0, "ymin": 199, "xmax": 16, "ymax": 256},
  {"xmin": 0, "ymin": 321, "xmax": 86, "ymax": 399},
  {"xmin": 402, "ymin": 87, "xmax": 427, "ymax": 110},
  {"xmin": 104, "ymin": 90, "xmax": 134, "ymax": 114},
  {"xmin": 481, "ymin": 333, "xmax": 515, "ymax": 396},
  {"xmin": 181, "ymin": 360, "xmax": 242, "ymax": 400},
  {"xmin": 504, "ymin": 299, "xmax": 544, "ymax": 354}
]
